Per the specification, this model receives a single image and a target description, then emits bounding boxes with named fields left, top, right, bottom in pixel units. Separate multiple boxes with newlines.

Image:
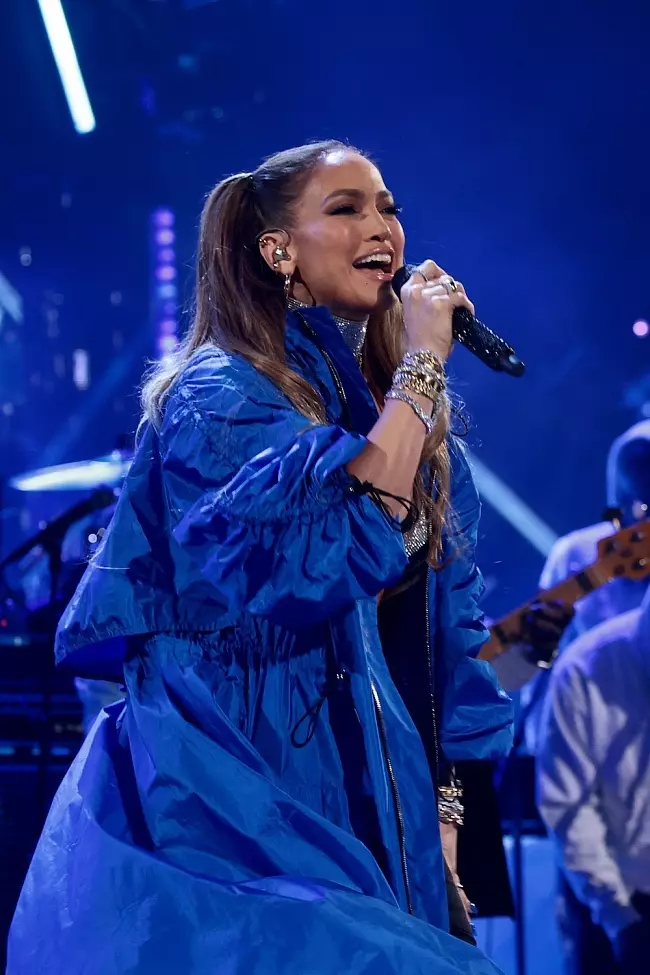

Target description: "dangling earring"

left=284, top=272, right=292, bottom=301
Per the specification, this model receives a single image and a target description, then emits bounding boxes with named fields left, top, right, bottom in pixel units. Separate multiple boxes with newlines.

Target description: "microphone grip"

left=452, top=306, right=525, bottom=377
left=392, top=264, right=525, bottom=377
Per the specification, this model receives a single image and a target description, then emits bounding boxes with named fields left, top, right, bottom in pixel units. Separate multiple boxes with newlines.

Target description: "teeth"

left=356, top=254, right=392, bottom=266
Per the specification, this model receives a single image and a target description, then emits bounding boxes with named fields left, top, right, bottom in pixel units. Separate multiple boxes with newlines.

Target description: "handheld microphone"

left=392, top=265, right=525, bottom=377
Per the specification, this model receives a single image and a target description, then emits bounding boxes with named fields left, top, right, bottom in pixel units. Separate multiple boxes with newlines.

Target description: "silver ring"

left=416, top=267, right=430, bottom=283
left=441, top=275, right=458, bottom=295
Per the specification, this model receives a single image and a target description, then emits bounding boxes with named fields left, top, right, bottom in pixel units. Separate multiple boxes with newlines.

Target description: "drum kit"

left=0, top=448, right=132, bottom=630
left=0, top=449, right=132, bottom=832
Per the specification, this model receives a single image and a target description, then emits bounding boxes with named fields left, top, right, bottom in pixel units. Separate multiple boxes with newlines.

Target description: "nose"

left=365, top=209, right=391, bottom=242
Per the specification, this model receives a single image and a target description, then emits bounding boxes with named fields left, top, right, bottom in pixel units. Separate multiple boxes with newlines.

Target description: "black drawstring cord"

left=290, top=668, right=351, bottom=749
left=290, top=690, right=329, bottom=748
left=349, top=477, right=418, bottom=534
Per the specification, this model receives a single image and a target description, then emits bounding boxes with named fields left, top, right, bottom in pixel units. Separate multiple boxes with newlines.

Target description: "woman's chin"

left=348, top=281, right=396, bottom=317
left=371, top=283, right=398, bottom=314
left=318, top=282, right=396, bottom=320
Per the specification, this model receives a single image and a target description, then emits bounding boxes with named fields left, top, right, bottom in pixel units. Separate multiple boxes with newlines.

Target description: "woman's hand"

left=452, top=874, right=473, bottom=921
left=440, top=821, right=472, bottom=919
left=400, top=260, right=475, bottom=362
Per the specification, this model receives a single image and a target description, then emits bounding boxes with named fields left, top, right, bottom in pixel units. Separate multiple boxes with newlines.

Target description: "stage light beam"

left=468, top=451, right=559, bottom=557
left=36, top=0, right=95, bottom=134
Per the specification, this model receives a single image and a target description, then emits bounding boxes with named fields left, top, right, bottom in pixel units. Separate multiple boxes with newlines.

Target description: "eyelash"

left=329, top=203, right=403, bottom=217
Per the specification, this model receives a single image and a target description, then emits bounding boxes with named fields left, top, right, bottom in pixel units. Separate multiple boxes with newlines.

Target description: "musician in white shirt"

left=538, top=420, right=650, bottom=646
left=532, top=420, right=650, bottom=975
left=538, top=586, right=650, bottom=972
left=489, top=421, right=650, bottom=713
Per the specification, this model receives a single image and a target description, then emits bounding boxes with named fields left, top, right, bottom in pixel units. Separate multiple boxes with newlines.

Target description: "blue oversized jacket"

left=8, top=307, right=513, bottom=975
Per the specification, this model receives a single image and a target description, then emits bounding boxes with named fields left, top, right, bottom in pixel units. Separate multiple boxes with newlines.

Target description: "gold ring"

left=442, top=276, right=458, bottom=294
left=441, top=274, right=458, bottom=295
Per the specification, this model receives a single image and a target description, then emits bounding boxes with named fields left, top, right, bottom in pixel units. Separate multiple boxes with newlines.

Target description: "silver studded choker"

left=288, top=298, right=368, bottom=363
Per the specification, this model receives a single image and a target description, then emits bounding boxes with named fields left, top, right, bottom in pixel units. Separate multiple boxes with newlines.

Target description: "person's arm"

left=488, top=600, right=574, bottom=693
left=165, top=355, right=410, bottom=627
left=439, top=820, right=473, bottom=920
left=537, top=659, right=641, bottom=941
left=347, top=260, right=470, bottom=516
left=491, top=538, right=579, bottom=738
left=538, top=538, right=581, bottom=650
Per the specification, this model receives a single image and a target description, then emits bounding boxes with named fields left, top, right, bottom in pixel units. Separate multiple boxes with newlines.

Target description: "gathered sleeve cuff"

left=167, top=372, right=407, bottom=626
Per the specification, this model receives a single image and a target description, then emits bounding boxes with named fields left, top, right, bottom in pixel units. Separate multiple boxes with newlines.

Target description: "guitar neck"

left=478, top=516, right=650, bottom=664
left=479, top=563, right=607, bottom=663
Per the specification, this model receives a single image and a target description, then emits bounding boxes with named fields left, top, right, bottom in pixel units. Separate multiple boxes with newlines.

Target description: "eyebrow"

left=323, top=188, right=393, bottom=204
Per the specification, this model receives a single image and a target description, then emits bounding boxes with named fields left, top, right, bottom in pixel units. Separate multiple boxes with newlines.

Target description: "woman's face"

left=286, top=150, right=405, bottom=320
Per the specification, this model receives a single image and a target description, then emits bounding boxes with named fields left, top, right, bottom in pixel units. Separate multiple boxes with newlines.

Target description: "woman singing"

left=9, top=141, right=513, bottom=974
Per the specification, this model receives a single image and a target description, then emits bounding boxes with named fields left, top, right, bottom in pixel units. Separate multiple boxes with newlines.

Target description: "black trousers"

left=558, top=874, right=617, bottom=975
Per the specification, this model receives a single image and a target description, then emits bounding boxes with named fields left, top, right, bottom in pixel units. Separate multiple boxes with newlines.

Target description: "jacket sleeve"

left=434, top=440, right=514, bottom=761
left=537, top=655, right=641, bottom=939
left=163, top=353, right=408, bottom=627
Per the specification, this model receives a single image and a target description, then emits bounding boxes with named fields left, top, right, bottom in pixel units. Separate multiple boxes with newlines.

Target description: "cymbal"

left=9, top=451, right=132, bottom=493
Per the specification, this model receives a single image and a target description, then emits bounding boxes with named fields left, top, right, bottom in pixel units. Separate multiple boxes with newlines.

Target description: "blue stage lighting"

left=37, top=0, right=95, bottom=134
left=468, top=451, right=559, bottom=556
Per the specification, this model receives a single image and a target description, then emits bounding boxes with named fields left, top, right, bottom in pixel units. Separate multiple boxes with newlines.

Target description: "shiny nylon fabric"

left=9, top=307, right=511, bottom=973
left=10, top=697, right=502, bottom=974
left=429, top=438, right=513, bottom=762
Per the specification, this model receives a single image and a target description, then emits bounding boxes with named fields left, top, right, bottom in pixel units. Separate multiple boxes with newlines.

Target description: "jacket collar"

left=287, top=305, right=378, bottom=437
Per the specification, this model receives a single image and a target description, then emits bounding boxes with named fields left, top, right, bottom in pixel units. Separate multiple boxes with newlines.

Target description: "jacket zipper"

left=371, top=680, right=414, bottom=915
left=296, top=312, right=415, bottom=915
left=295, top=312, right=353, bottom=428
left=425, top=570, right=441, bottom=789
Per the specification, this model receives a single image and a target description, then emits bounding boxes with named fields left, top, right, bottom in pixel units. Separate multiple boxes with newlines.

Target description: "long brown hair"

left=141, top=140, right=451, bottom=563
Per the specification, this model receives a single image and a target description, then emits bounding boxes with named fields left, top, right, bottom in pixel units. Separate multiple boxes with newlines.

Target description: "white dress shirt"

left=519, top=521, right=648, bottom=751
left=537, top=591, right=650, bottom=939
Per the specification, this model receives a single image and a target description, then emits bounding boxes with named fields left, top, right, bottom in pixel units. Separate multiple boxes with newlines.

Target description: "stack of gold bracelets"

left=438, top=779, right=465, bottom=827
left=385, top=348, right=446, bottom=435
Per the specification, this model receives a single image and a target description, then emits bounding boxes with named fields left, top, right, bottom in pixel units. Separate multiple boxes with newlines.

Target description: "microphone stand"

left=34, top=530, right=64, bottom=832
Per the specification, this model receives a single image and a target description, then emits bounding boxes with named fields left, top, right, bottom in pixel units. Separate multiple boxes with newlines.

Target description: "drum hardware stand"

left=0, top=487, right=115, bottom=829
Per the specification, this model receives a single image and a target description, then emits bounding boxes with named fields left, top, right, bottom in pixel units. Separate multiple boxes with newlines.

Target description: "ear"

left=258, top=229, right=297, bottom=277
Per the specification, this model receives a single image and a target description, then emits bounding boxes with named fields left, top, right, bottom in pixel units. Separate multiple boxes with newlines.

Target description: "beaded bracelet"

left=385, top=389, right=435, bottom=436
